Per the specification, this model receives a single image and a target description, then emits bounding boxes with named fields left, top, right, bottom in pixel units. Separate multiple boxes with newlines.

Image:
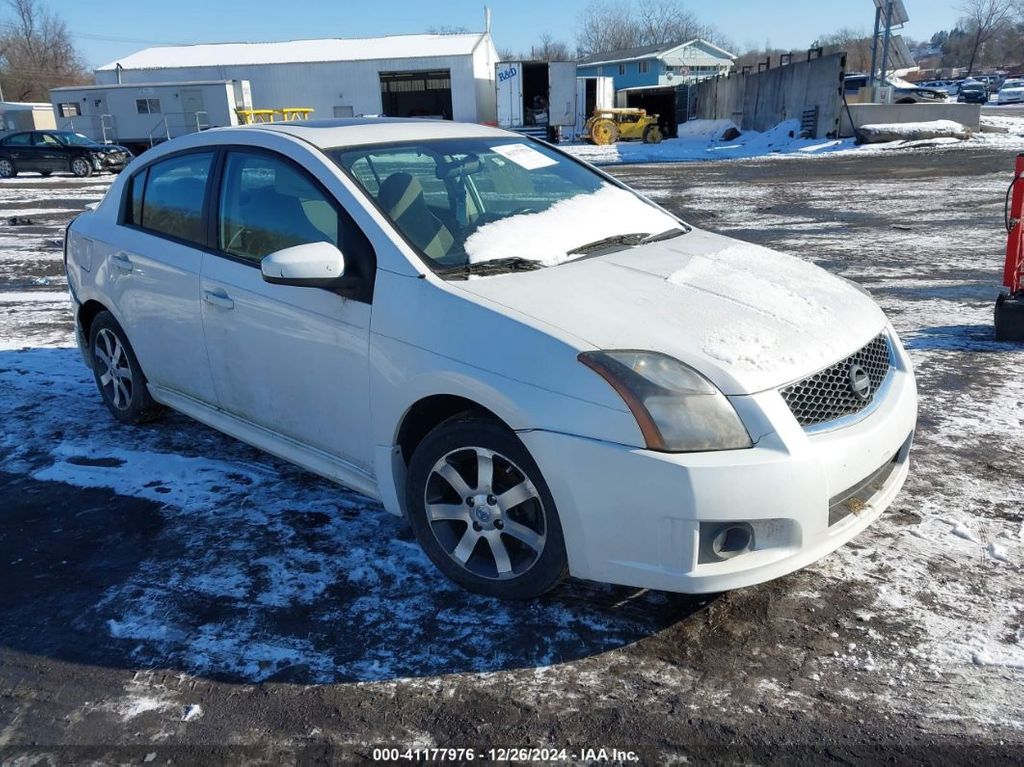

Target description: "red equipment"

left=996, top=153, right=1024, bottom=341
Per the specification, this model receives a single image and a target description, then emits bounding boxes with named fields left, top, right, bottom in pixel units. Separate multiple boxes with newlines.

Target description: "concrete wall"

left=839, top=103, right=982, bottom=137
left=690, top=53, right=847, bottom=139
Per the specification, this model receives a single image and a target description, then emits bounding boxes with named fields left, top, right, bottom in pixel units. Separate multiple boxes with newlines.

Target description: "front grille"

left=780, top=334, right=891, bottom=428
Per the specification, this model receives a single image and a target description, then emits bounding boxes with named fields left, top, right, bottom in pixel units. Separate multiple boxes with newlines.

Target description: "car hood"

left=452, top=229, right=888, bottom=396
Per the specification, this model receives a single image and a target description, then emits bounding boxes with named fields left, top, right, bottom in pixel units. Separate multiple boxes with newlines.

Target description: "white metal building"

left=93, top=32, right=499, bottom=125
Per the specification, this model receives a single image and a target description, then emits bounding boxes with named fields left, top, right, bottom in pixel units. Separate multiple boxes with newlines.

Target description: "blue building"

left=577, top=39, right=736, bottom=91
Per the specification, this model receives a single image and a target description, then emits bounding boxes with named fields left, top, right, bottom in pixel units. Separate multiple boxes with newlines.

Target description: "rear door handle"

left=111, top=252, right=133, bottom=273
left=203, top=288, right=234, bottom=310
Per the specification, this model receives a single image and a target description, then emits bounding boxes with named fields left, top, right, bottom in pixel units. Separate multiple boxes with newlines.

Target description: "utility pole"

left=869, top=5, right=882, bottom=85
left=879, top=0, right=894, bottom=85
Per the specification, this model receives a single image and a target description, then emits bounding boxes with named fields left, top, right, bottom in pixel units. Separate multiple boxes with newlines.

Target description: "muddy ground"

left=0, top=144, right=1022, bottom=764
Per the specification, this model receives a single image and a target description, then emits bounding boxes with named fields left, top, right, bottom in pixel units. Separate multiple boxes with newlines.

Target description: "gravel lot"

left=1, top=142, right=1022, bottom=763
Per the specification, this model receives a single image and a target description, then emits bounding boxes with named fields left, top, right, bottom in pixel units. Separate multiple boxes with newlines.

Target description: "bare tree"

left=816, top=27, right=873, bottom=72
left=427, top=24, right=470, bottom=35
left=0, top=0, right=87, bottom=101
left=636, top=0, right=709, bottom=46
left=576, top=0, right=728, bottom=57
left=528, top=34, right=573, bottom=61
left=576, top=2, right=640, bottom=55
left=958, top=0, right=1016, bottom=73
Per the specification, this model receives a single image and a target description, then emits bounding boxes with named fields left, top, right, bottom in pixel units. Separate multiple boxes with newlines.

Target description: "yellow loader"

left=583, top=108, right=663, bottom=145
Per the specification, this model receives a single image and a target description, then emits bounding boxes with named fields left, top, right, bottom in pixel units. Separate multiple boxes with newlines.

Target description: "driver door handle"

left=203, top=288, right=234, bottom=310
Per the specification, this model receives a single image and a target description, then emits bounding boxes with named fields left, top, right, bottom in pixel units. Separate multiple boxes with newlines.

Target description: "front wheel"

left=71, top=156, right=93, bottom=178
left=406, top=416, right=568, bottom=599
left=0, top=158, right=16, bottom=178
left=89, top=311, right=165, bottom=424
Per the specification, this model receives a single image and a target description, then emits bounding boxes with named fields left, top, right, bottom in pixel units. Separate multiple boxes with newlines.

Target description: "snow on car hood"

left=453, top=228, right=889, bottom=396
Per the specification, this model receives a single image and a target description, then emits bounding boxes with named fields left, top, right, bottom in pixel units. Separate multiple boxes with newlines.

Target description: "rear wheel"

left=590, top=118, right=619, bottom=145
left=0, top=158, right=16, bottom=178
left=71, top=156, right=92, bottom=178
left=643, top=124, right=664, bottom=144
left=89, top=311, right=165, bottom=424
left=406, top=415, right=568, bottom=599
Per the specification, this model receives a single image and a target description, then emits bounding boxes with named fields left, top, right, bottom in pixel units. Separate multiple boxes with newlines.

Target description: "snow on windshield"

left=464, top=185, right=680, bottom=267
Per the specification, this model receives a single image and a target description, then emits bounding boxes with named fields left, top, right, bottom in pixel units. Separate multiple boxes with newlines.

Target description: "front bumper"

left=521, top=333, right=918, bottom=594
left=92, top=152, right=131, bottom=172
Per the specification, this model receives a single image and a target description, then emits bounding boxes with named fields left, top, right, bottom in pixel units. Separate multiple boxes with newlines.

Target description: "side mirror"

left=260, top=241, right=346, bottom=288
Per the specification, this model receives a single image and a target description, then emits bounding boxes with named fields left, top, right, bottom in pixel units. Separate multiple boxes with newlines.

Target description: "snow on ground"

left=563, top=115, right=1024, bottom=165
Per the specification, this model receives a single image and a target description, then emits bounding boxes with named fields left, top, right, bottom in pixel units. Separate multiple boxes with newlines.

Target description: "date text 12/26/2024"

left=373, top=747, right=640, bottom=762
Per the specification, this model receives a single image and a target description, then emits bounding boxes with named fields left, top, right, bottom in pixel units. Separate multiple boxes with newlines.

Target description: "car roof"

left=245, top=118, right=514, bottom=149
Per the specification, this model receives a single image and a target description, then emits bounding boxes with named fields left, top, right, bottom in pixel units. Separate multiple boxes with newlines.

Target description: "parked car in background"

left=995, top=78, right=1024, bottom=105
left=844, top=74, right=946, bottom=103
left=0, top=130, right=132, bottom=179
left=891, top=84, right=948, bottom=104
left=958, top=82, right=989, bottom=104
left=918, top=79, right=960, bottom=96
left=64, top=119, right=918, bottom=600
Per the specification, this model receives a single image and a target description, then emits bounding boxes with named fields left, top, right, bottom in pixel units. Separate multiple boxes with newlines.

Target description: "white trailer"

left=49, top=80, right=252, bottom=151
left=495, top=61, right=577, bottom=139
left=571, top=76, right=615, bottom=141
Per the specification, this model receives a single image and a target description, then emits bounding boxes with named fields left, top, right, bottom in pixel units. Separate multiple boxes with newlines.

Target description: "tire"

left=406, top=415, right=568, bottom=599
left=590, top=118, right=619, bottom=145
left=88, top=311, right=165, bottom=424
left=0, top=158, right=16, bottom=178
left=643, top=125, right=664, bottom=144
left=71, top=156, right=93, bottom=178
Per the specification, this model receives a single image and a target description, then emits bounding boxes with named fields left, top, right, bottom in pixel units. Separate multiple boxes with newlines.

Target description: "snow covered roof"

left=0, top=101, right=51, bottom=110
left=579, top=39, right=736, bottom=68
left=97, top=32, right=490, bottom=72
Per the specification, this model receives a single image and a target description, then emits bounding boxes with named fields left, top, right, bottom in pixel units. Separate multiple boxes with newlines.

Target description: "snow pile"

left=463, top=185, right=678, bottom=266
left=857, top=120, right=971, bottom=143
left=675, top=119, right=740, bottom=141
left=564, top=118, right=858, bottom=165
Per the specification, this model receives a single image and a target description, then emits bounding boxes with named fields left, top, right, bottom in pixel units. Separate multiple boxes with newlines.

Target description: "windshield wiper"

left=436, top=257, right=543, bottom=279
left=641, top=227, right=688, bottom=244
left=566, top=232, right=649, bottom=256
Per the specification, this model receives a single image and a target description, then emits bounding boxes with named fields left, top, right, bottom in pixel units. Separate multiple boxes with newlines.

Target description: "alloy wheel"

left=0, top=159, right=13, bottom=178
left=424, top=446, right=547, bottom=580
left=72, top=158, right=91, bottom=177
left=94, top=327, right=133, bottom=410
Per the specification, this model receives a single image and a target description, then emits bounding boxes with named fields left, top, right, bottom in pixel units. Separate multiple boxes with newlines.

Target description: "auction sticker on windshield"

left=491, top=143, right=558, bottom=170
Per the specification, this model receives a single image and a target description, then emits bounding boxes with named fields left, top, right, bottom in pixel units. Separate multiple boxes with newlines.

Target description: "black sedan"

left=957, top=83, right=989, bottom=104
left=0, top=130, right=133, bottom=179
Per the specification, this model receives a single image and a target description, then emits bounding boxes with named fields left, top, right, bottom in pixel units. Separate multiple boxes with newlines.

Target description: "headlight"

left=578, top=350, right=752, bottom=452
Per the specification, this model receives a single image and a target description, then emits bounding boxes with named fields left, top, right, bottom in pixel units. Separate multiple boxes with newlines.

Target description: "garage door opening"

left=380, top=70, right=453, bottom=120
left=622, top=87, right=682, bottom=138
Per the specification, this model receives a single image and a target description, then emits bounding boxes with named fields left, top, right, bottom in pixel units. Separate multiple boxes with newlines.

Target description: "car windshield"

left=329, top=137, right=684, bottom=274
left=1002, top=80, right=1024, bottom=89
left=56, top=132, right=96, bottom=146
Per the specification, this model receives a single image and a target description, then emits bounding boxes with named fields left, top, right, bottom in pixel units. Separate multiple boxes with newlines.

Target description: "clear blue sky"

left=51, top=0, right=963, bottom=69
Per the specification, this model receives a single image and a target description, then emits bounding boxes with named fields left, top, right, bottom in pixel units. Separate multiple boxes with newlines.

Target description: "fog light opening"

left=711, top=524, right=753, bottom=560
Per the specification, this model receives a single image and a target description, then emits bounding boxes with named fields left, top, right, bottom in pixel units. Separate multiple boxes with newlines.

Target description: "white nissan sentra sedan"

left=64, top=119, right=917, bottom=600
